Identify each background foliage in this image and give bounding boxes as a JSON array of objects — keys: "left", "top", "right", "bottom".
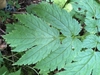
[{"left": 1, "top": 0, "right": 100, "bottom": 75}]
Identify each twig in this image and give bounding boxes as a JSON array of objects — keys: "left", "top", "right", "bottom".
[
  {"left": 0, "top": 35, "right": 3, "bottom": 38},
  {"left": 13, "top": 11, "right": 27, "bottom": 14},
  {"left": 2, "top": 56, "right": 14, "bottom": 63},
  {"left": 27, "top": 66, "right": 39, "bottom": 75},
  {"left": 0, "top": 28, "right": 6, "bottom": 34}
]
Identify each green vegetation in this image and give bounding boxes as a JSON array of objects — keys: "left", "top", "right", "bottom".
[{"left": 1, "top": 0, "right": 100, "bottom": 75}]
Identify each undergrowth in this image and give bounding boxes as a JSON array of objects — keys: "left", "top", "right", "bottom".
[{"left": 1, "top": 0, "right": 100, "bottom": 75}]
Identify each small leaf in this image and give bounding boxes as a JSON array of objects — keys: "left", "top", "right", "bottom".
[
  {"left": 8, "top": 69, "right": 21, "bottom": 75},
  {"left": 85, "top": 19, "right": 98, "bottom": 34},
  {"left": 64, "top": 3, "right": 73, "bottom": 12},
  {"left": 0, "top": 52, "right": 3, "bottom": 64},
  {"left": 0, "top": 66, "right": 8, "bottom": 75},
  {"left": 83, "top": 35, "right": 98, "bottom": 48},
  {"left": 78, "top": 0, "right": 100, "bottom": 20},
  {"left": 85, "top": 18, "right": 100, "bottom": 34}
]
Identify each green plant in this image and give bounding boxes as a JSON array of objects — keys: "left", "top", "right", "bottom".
[
  {"left": 3, "top": 0, "right": 100, "bottom": 75},
  {"left": 0, "top": 10, "right": 11, "bottom": 22},
  {"left": 8, "top": 0, "right": 20, "bottom": 9}
]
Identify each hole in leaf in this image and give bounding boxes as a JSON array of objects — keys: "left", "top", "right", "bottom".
[
  {"left": 92, "top": 16, "right": 95, "bottom": 19},
  {"left": 53, "top": 68, "right": 65, "bottom": 74},
  {"left": 97, "top": 32, "right": 100, "bottom": 35},
  {"left": 79, "top": 24, "right": 85, "bottom": 36},
  {"left": 78, "top": 7, "right": 81, "bottom": 11},
  {"left": 92, "top": 16, "right": 97, "bottom": 20},
  {"left": 92, "top": 47, "right": 98, "bottom": 52}
]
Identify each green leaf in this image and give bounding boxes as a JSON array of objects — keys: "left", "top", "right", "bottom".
[
  {"left": 6, "top": 24, "right": 18, "bottom": 33},
  {"left": 85, "top": 1, "right": 100, "bottom": 20},
  {"left": 92, "top": 52, "right": 100, "bottom": 75},
  {"left": 4, "top": 13, "right": 60, "bottom": 65},
  {"left": 72, "top": 0, "right": 100, "bottom": 34},
  {"left": 83, "top": 35, "right": 100, "bottom": 51},
  {"left": 3, "top": 14, "right": 60, "bottom": 52},
  {"left": 53, "top": 0, "right": 67, "bottom": 8},
  {"left": 85, "top": 17, "right": 100, "bottom": 34},
  {"left": 35, "top": 37, "right": 82, "bottom": 74},
  {"left": 71, "top": 0, "right": 85, "bottom": 14},
  {"left": 83, "top": 35, "right": 98, "bottom": 48},
  {"left": 78, "top": 0, "right": 100, "bottom": 34},
  {"left": 27, "top": 2, "right": 81, "bottom": 36},
  {"left": 76, "top": 0, "right": 100, "bottom": 19},
  {"left": 8, "top": 69, "right": 21, "bottom": 75},
  {"left": 85, "top": 19, "right": 98, "bottom": 34},
  {"left": 64, "top": 3, "right": 73, "bottom": 12},
  {"left": 97, "top": 44, "right": 100, "bottom": 51},
  {"left": 0, "top": 66, "right": 8, "bottom": 75},
  {"left": 0, "top": 52, "right": 3, "bottom": 64},
  {"left": 57, "top": 49, "right": 96, "bottom": 75},
  {"left": 14, "top": 38, "right": 60, "bottom": 65},
  {"left": 97, "top": 36, "right": 100, "bottom": 51}
]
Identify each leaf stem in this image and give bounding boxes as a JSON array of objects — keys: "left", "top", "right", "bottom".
[
  {"left": 2, "top": 56, "right": 14, "bottom": 63},
  {"left": 27, "top": 66, "right": 39, "bottom": 75}
]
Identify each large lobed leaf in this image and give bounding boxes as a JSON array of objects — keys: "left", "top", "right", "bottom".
[
  {"left": 27, "top": 2, "right": 81, "bottom": 36},
  {"left": 3, "top": 13, "right": 60, "bottom": 65},
  {"left": 3, "top": 2, "right": 82, "bottom": 74}
]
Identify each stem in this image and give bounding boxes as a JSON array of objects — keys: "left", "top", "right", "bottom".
[
  {"left": 7, "top": 53, "right": 19, "bottom": 58},
  {"left": 27, "top": 66, "right": 39, "bottom": 75},
  {"left": 0, "top": 28, "right": 6, "bottom": 34},
  {"left": 11, "top": 52, "right": 16, "bottom": 71},
  {"left": 2, "top": 56, "right": 14, "bottom": 63}
]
